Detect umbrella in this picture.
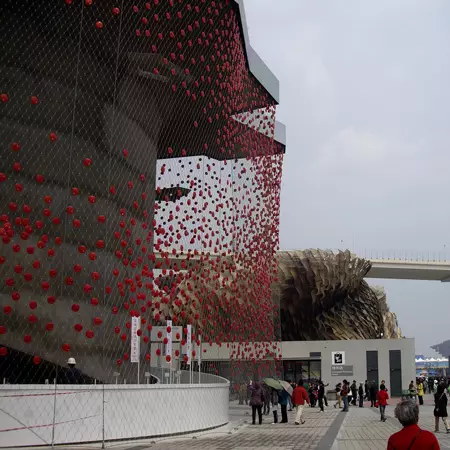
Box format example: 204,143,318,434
263,378,283,390
280,380,293,395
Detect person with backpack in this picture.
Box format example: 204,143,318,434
249,381,264,425
271,388,279,424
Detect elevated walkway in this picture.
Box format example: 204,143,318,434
366,258,450,282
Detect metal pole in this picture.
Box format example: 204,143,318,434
137,358,140,385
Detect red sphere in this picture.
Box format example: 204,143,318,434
62,343,71,352
45,322,54,332
31,96,39,105
11,142,20,152
112,7,120,15
74,323,83,332
33,356,41,365
83,158,92,167
24,335,32,343
49,132,57,142
0,347,7,357
95,21,103,30
86,330,94,339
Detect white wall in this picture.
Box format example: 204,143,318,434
0,383,229,448
282,339,415,389
201,339,415,392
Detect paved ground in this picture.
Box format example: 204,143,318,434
10,395,450,450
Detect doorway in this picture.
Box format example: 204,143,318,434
366,351,379,386
389,350,403,396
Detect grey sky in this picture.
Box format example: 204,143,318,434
244,0,450,355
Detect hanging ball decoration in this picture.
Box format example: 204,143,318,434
62,343,71,352
86,330,94,339
33,356,41,365
45,322,54,332
83,158,92,167
24,335,32,343
49,132,57,142
31,96,39,105
0,347,7,357
11,142,20,152
112,7,120,15
95,21,104,29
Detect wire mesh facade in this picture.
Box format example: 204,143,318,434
0,0,283,444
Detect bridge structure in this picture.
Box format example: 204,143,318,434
366,258,450,282
153,250,450,282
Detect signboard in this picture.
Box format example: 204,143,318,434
165,320,172,357
186,324,192,365
130,316,141,363
331,365,354,376
332,351,345,365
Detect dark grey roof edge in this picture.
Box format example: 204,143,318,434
233,1,286,147
233,0,280,105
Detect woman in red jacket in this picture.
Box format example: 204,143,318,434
292,379,310,425
388,399,440,449
377,384,389,422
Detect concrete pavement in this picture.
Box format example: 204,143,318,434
4,395,450,450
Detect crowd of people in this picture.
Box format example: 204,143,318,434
238,375,450,448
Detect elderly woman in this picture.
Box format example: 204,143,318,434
387,400,440,449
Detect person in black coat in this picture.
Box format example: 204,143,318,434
369,381,378,407
358,382,364,407
434,383,450,433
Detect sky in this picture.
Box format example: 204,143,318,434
244,0,450,356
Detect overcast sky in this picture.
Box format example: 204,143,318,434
244,0,450,356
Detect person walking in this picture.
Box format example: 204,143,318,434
417,378,425,406
364,380,369,400
341,380,349,412
388,399,440,449
369,380,378,407
249,381,264,425
377,384,389,422
409,380,417,401
318,381,326,412
334,382,342,409
358,382,364,407
263,383,271,415
434,383,450,433
288,380,295,411
292,379,310,425
271,388,279,424
350,380,357,406
279,388,290,423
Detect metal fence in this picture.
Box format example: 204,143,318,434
0,0,283,445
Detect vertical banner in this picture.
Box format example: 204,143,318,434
165,320,172,357
187,325,192,365
198,336,201,366
131,316,141,363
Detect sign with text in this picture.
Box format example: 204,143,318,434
130,316,141,363
331,365,354,376
332,351,345,365
186,324,192,365
165,320,172,358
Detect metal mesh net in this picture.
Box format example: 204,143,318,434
0,0,283,445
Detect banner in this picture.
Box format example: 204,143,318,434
187,324,192,365
198,335,201,366
165,320,172,358
131,316,141,363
